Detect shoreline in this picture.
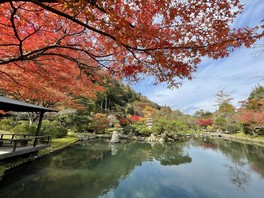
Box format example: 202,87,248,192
0,136,78,181
1,132,264,181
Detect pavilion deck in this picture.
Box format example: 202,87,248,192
0,134,51,160
0,96,56,161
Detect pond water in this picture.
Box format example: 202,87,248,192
1,138,264,198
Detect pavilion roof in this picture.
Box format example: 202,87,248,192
0,96,57,112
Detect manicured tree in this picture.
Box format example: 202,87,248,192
89,113,110,133
196,118,214,130
237,109,264,135
246,85,264,111
129,115,141,123
117,116,130,127
237,85,264,135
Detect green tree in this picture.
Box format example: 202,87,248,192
214,89,237,132
246,85,264,110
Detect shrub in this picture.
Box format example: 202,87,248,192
242,124,252,135
152,119,190,135
89,113,109,133
256,127,264,135
117,117,130,127
105,127,122,133
56,111,91,132
107,115,120,127
41,120,68,138
129,115,141,123
196,118,213,129
0,118,13,131
226,124,241,134
123,125,137,134
11,121,37,135
138,127,151,136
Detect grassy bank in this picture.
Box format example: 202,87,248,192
0,136,78,178
218,132,264,146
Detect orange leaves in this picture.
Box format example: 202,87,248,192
0,0,263,89
237,108,264,126
196,118,214,127
0,57,105,108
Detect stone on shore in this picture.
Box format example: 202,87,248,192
110,131,120,143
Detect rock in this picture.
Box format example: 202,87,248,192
146,134,165,143
158,137,165,143
146,134,156,142
78,134,98,141
110,131,120,143
78,135,88,141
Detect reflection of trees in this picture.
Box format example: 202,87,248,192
191,137,264,189
226,164,250,189
217,140,264,179
150,143,191,166
0,141,191,198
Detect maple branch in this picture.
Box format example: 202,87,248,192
41,52,110,73
10,2,23,56
0,44,19,47
30,0,116,40
4,0,258,57
0,71,21,85
26,1,141,54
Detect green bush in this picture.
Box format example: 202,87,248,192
226,124,241,134
123,125,137,134
11,121,37,135
56,111,91,132
256,127,264,135
242,124,252,135
0,118,13,131
151,119,190,135
105,127,123,133
138,127,151,136
41,120,68,138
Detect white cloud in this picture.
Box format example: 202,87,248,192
131,0,264,115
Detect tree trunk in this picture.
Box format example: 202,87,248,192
105,97,107,110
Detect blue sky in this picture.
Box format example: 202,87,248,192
131,0,264,115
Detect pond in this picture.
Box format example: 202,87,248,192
0,138,264,198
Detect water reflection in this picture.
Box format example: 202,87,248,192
189,137,264,189
226,164,250,189
0,141,191,198
0,139,264,198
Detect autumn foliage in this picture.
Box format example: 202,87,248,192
129,115,141,123
196,118,214,128
0,0,263,89
0,58,105,108
117,116,130,127
237,109,264,126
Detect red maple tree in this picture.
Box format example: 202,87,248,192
236,108,264,133
0,0,263,88
130,115,141,123
196,118,214,128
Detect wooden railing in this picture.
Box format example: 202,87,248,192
0,134,51,152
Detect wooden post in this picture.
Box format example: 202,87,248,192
13,141,17,152
34,111,44,147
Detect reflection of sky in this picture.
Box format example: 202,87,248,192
101,144,264,198
131,0,264,115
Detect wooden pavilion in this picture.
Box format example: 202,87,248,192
0,96,57,160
